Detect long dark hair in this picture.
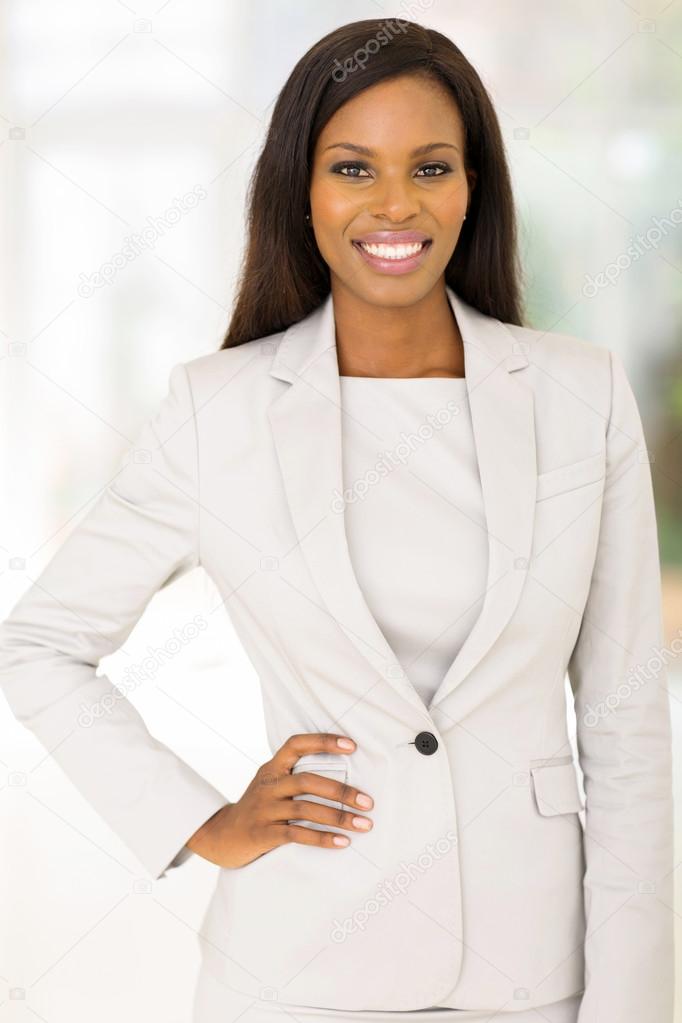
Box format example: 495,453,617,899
221,18,525,350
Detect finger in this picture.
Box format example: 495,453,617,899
284,797,373,833
272,732,356,774
281,770,373,811
276,822,352,849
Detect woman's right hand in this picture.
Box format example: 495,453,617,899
184,733,374,869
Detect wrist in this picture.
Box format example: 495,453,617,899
187,801,233,854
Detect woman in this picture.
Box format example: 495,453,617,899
0,18,673,1023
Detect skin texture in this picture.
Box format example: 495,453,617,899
188,74,475,868
309,73,476,379
187,734,373,867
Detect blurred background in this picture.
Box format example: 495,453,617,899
0,1,680,1020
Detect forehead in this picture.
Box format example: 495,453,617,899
316,75,465,153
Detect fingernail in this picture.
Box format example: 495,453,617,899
336,738,355,750
333,835,350,846
352,816,372,830
356,793,372,808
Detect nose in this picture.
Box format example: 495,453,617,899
366,175,421,223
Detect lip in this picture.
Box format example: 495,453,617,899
352,230,431,245
351,231,433,276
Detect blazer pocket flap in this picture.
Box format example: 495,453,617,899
530,760,584,816
289,753,350,832
536,451,605,502
291,752,350,778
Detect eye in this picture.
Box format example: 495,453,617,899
330,161,371,178
416,162,451,177
330,160,452,180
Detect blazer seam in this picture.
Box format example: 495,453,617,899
181,362,202,568
538,612,576,757
605,348,615,439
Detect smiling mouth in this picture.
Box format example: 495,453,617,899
352,239,432,261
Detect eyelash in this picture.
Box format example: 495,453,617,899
330,161,452,179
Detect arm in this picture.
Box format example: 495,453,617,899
0,364,231,880
568,350,675,1022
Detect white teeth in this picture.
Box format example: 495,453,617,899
358,241,425,260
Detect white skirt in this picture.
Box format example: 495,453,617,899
192,967,583,1023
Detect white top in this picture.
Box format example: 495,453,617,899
339,376,489,709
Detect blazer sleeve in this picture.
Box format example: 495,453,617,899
0,363,231,881
567,349,675,1022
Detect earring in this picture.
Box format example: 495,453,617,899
463,214,467,221
305,212,311,223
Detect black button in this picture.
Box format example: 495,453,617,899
414,731,438,755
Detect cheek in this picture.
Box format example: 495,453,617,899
310,190,360,265
312,225,350,270
425,181,468,230
310,179,360,226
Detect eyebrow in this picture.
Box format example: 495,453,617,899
322,141,460,157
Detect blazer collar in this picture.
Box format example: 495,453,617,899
267,286,536,725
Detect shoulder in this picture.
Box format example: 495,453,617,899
178,330,287,403
506,319,611,375
503,319,617,421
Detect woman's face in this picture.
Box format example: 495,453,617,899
309,73,476,308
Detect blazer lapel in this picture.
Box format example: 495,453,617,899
267,286,536,719
427,293,536,710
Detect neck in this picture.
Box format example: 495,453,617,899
331,280,465,379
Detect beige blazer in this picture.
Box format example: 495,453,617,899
0,287,674,1019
